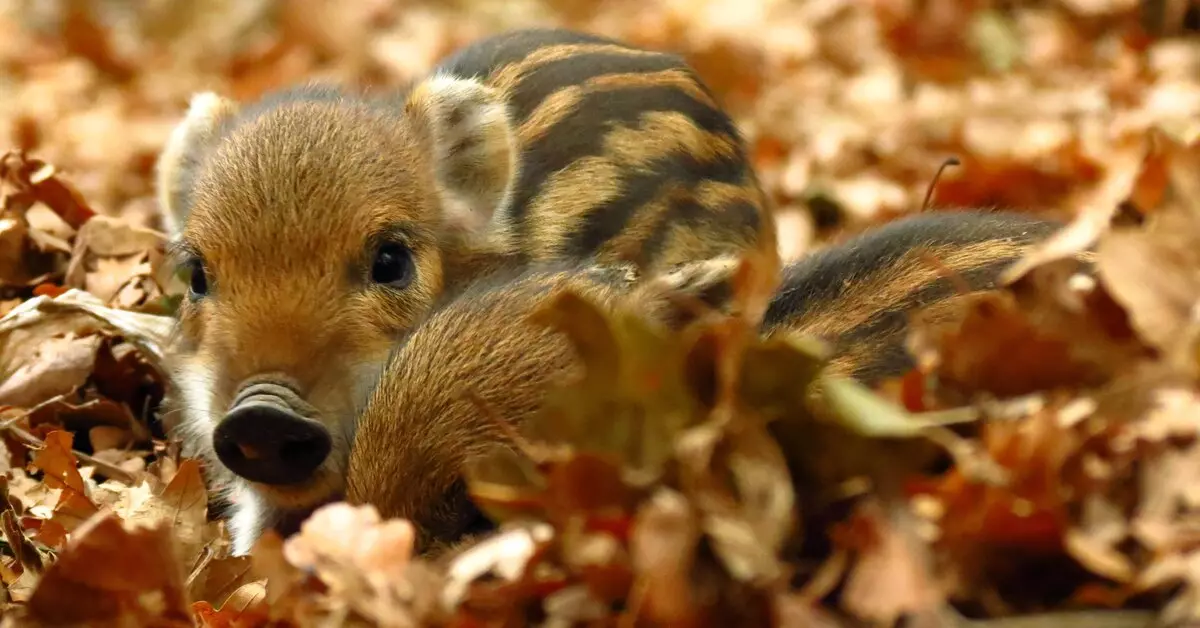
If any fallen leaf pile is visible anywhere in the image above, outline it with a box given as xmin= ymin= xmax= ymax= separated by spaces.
xmin=2 ymin=1 xmax=1200 ymax=627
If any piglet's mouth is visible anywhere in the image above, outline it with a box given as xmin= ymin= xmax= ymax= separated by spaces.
xmin=213 ymin=381 xmax=332 ymax=486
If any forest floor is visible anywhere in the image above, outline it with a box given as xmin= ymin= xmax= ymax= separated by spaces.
xmin=1 ymin=0 xmax=1200 ymax=626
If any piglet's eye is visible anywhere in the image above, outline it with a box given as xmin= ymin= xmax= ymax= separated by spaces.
xmin=371 ymin=242 xmax=415 ymax=289
xmin=187 ymin=259 xmax=209 ymax=298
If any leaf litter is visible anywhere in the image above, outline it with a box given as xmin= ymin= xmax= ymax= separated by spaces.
xmin=2 ymin=1 xmax=1200 ymax=627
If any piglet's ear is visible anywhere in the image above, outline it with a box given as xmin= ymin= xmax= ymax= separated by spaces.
xmin=156 ymin=92 xmax=240 ymax=237
xmin=404 ymin=75 xmax=519 ymax=239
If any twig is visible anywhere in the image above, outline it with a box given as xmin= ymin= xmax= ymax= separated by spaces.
xmin=0 ymin=392 xmax=75 ymax=431
xmin=1 ymin=510 xmax=43 ymax=574
xmin=921 ymin=156 xmax=961 ymax=213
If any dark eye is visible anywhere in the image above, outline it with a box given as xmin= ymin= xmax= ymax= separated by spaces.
xmin=187 ymin=259 xmax=208 ymax=298
xmin=371 ymin=242 xmax=415 ymax=288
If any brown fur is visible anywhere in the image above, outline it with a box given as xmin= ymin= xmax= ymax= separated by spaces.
xmin=347 ymin=265 xmax=659 ymax=551
xmin=345 ymin=210 xmax=1065 ymax=552
xmin=157 ymin=28 xmax=772 ymax=554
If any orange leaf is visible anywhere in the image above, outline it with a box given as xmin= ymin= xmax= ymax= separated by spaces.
xmin=32 ymin=430 xmax=86 ymax=494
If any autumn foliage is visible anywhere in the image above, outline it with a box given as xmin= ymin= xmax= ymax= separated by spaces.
xmin=2 ymin=1 xmax=1200 ymax=627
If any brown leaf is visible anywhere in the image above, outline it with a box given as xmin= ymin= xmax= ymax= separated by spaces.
xmin=1092 ymin=138 xmax=1200 ymax=367
xmin=22 ymin=517 xmax=67 ymax=549
xmin=188 ymin=556 xmax=259 ymax=616
xmin=1 ymin=151 xmax=96 ymax=231
xmin=84 ymin=254 xmax=152 ymax=303
xmin=1065 ymin=494 xmax=1134 ymax=584
xmin=544 ymin=453 xmax=638 ymax=516
xmin=25 ymin=510 xmax=191 ymax=625
xmin=192 ymin=581 xmax=270 ymax=628
xmin=0 ymin=333 xmax=101 ymax=407
xmin=839 ymin=498 xmax=945 ymax=626
xmin=30 ymin=430 xmax=99 ymax=527
xmin=157 ymin=458 xmax=210 ymax=560
xmin=628 ymin=489 xmax=702 ymax=626
xmin=908 ymin=290 xmax=1106 ymax=398
xmin=65 ymin=215 xmax=165 ymax=304
xmin=464 ymin=444 xmax=550 ymax=524
xmin=1129 ymin=389 xmax=1200 ymax=560
xmin=69 ymin=214 xmax=165 ymax=260
xmin=31 ymin=430 xmax=87 ymax=495
xmin=1000 ymin=131 xmax=1150 ymax=285
xmin=5 ymin=469 xmax=60 ymax=520
xmin=0 ymin=289 xmax=174 ymax=373
xmin=2 ymin=510 xmax=44 ymax=575
xmin=24 ymin=204 xmax=76 ymax=251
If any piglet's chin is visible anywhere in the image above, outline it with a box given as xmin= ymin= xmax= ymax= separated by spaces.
xmin=248 ymin=467 xmax=346 ymax=511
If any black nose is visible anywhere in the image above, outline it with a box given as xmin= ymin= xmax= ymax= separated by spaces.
xmin=212 ymin=403 xmax=332 ymax=485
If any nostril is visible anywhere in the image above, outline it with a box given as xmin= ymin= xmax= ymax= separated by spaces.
xmin=237 ymin=443 xmax=264 ymax=460
xmin=212 ymin=402 xmax=333 ymax=486
xmin=280 ymin=438 xmax=324 ymax=465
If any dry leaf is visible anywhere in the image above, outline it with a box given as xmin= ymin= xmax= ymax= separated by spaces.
xmin=24 ymin=510 xmax=190 ymax=625
xmin=839 ymin=499 xmax=945 ymax=626
xmin=0 ymin=333 xmax=100 ymax=406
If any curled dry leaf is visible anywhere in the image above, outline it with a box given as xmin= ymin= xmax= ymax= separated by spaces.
xmin=0 ymin=291 xmax=105 ymax=397
xmin=0 ymin=151 xmax=97 ymax=231
xmin=0 ymin=288 xmax=174 ymax=373
xmin=0 ymin=151 xmax=97 ymax=290
xmin=999 ymin=131 xmax=1150 ymax=286
xmin=1093 ymin=137 xmax=1200 ymax=370
xmin=187 ymin=556 xmax=257 ymax=614
xmin=283 ymin=501 xmax=416 ymax=583
xmin=109 ymin=458 xmax=209 ymax=562
xmin=191 ymin=580 xmax=270 ymax=628
xmin=64 ymin=214 xmax=167 ymax=304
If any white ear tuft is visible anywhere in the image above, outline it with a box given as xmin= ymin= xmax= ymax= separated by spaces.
xmin=156 ymin=92 xmax=240 ymax=237
xmin=405 ymin=75 xmax=519 ymax=239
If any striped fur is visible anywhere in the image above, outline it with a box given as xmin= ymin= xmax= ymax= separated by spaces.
xmin=762 ymin=211 xmax=1061 ymax=384
xmin=154 ymin=28 xmax=773 ymax=555
xmin=345 ymin=210 xmax=1064 ymax=553
xmin=429 ymin=28 xmax=771 ymax=268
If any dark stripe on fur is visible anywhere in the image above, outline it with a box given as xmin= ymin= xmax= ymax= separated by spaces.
xmin=762 ymin=211 xmax=1061 ymax=330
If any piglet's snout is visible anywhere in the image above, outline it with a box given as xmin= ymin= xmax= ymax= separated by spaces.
xmin=212 ymin=382 xmax=331 ymax=486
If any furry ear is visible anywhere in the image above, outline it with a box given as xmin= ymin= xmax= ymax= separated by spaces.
xmin=404 ymin=75 xmax=519 ymax=239
xmin=156 ymin=92 xmax=240 ymax=237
